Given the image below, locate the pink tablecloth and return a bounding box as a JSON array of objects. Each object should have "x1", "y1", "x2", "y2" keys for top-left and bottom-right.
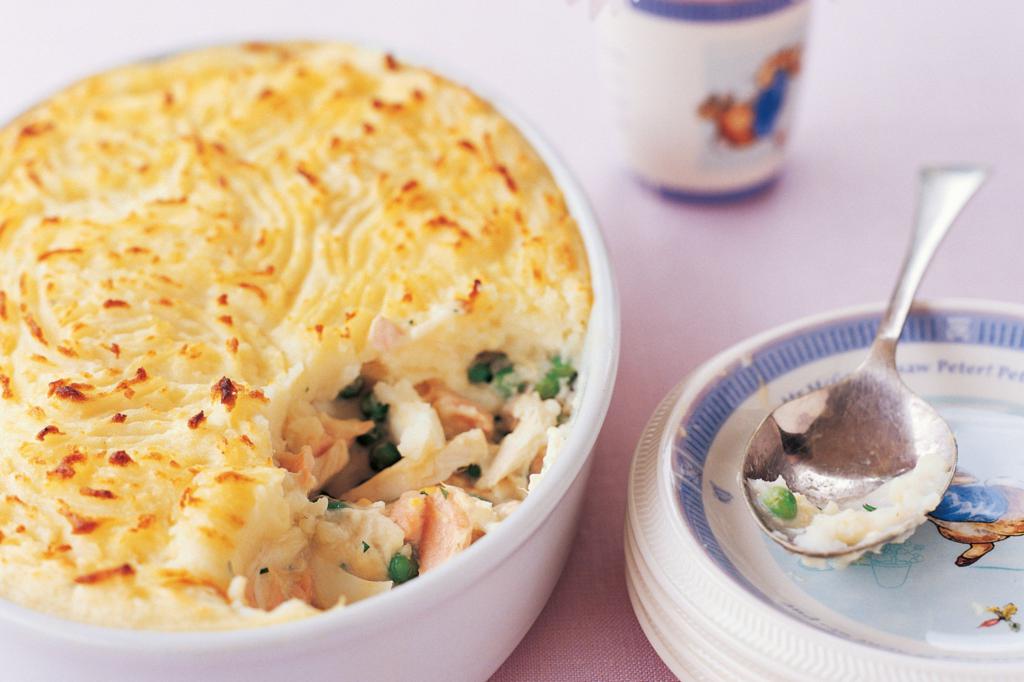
[{"x1": 5, "y1": 1, "x2": 1024, "y2": 680}]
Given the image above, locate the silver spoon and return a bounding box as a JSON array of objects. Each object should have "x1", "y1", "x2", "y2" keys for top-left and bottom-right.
[{"x1": 742, "y1": 166, "x2": 987, "y2": 559}]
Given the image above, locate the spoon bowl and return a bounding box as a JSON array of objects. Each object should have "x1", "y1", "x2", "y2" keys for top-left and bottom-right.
[
  {"x1": 742, "y1": 166, "x2": 987, "y2": 559},
  {"x1": 742, "y1": 349, "x2": 958, "y2": 556}
]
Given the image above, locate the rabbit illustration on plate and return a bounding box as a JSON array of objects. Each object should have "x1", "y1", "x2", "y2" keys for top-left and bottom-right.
[{"x1": 929, "y1": 470, "x2": 1024, "y2": 566}]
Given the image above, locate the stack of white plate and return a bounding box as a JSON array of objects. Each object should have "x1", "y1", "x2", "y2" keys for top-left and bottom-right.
[{"x1": 625, "y1": 300, "x2": 1024, "y2": 681}]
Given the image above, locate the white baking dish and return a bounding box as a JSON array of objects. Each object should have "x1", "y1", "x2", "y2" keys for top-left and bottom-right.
[{"x1": 0, "y1": 45, "x2": 620, "y2": 682}]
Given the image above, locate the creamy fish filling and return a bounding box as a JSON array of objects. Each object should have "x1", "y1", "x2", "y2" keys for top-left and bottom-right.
[{"x1": 237, "y1": 349, "x2": 577, "y2": 612}]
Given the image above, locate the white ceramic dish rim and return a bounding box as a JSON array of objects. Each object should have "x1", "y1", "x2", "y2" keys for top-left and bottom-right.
[
  {"x1": 649, "y1": 298, "x2": 1024, "y2": 672},
  {"x1": 0, "y1": 40, "x2": 621, "y2": 652}
]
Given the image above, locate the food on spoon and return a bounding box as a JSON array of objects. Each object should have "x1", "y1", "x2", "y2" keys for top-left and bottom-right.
[{"x1": 746, "y1": 447, "x2": 949, "y2": 565}]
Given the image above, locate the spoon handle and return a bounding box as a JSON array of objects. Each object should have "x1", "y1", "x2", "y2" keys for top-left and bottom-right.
[{"x1": 871, "y1": 166, "x2": 988, "y2": 362}]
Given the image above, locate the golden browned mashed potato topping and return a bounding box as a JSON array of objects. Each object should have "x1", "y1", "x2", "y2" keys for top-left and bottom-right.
[{"x1": 0, "y1": 42, "x2": 591, "y2": 629}]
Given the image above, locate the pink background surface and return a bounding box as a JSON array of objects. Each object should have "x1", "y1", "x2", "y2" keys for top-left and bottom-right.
[{"x1": 5, "y1": 1, "x2": 1024, "y2": 679}]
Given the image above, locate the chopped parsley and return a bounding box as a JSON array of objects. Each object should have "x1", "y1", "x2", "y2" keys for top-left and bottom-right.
[
  {"x1": 259, "y1": 567, "x2": 269, "y2": 575},
  {"x1": 362, "y1": 541, "x2": 370, "y2": 553},
  {"x1": 387, "y1": 553, "x2": 419, "y2": 584},
  {"x1": 863, "y1": 504, "x2": 877, "y2": 512},
  {"x1": 338, "y1": 376, "x2": 365, "y2": 399},
  {"x1": 439, "y1": 483, "x2": 449, "y2": 499},
  {"x1": 461, "y1": 464, "x2": 482, "y2": 479}
]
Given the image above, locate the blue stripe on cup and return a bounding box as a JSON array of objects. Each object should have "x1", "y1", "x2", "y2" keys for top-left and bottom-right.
[{"x1": 630, "y1": 0, "x2": 802, "y2": 22}]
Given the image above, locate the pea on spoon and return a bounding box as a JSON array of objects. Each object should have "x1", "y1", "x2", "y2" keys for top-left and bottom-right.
[{"x1": 742, "y1": 166, "x2": 987, "y2": 562}]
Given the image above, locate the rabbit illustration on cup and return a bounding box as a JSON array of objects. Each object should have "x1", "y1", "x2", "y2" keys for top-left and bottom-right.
[{"x1": 697, "y1": 46, "x2": 802, "y2": 148}]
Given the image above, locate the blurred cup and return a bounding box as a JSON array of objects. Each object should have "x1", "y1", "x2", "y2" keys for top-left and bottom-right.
[{"x1": 596, "y1": 0, "x2": 811, "y2": 202}]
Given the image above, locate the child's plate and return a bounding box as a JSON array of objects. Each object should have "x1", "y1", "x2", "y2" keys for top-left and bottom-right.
[{"x1": 627, "y1": 299, "x2": 1024, "y2": 681}]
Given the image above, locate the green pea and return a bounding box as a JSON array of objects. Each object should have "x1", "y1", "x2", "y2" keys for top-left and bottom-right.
[
  {"x1": 760, "y1": 486, "x2": 797, "y2": 520},
  {"x1": 369, "y1": 442, "x2": 402, "y2": 471},
  {"x1": 360, "y1": 394, "x2": 389, "y2": 422},
  {"x1": 536, "y1": 375, "x2": 560, "y2": 400},
  {"x1": 338, "y1": 376, "x2": 365, "y2": 399},
  {"x1": 467, "y1": 362, "x2": 493, "y2": 384},
  {"x1": 549, "y1": 356, "x2": 577, "y2": 379},
  {"x1": 388, "y1": 553, "x2": 419, "y2": 584},
  {"x1": 356, "y1": 423, "x2": 384, "y2": 447}
]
